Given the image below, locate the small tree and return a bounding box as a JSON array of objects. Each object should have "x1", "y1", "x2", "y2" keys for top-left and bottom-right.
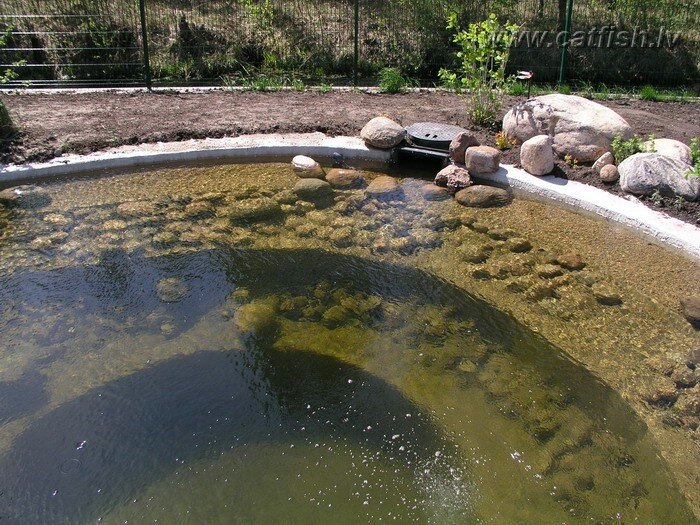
[{"x1": 439, "y1": 13, "x2": 520, "y2": 127}]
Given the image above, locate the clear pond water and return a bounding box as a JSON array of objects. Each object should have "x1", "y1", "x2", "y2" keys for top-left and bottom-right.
[{"x1": 0, "y1": 163, "x2": 696, "y2": 524}]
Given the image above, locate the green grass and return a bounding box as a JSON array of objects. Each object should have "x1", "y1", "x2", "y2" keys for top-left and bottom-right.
[{"x1": 639, "y1": 85, "x2": 661, "y2": 101}]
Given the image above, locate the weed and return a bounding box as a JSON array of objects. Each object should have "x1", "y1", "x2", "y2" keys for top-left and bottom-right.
[
  {"x1": 611, "y1": 134, "x2": 656, "y2": 163},
  {"x1": 649, "y1": 189, "x2": 663, "y2": 206},
  {"x1": 686, "y1": 137, "x2": 700, "y2": 178},
  {"x1": 557, "y1": 84, "x2": 571, "y2": 95},
  {"x1": 319, "y1": 83, "x2": 333, "y2": 93},
  {"x1": 672, "y1": 196, "x2": 686, "y2": 211},
  {"x1": 495, "y1": 131, "x2": 515, "y2": 150},
  {"x1": 563, "y1": 153, "x2": 578, "y2": 168},
  {"x1": 378, "y1": 67, "x2": 414, "y2": 93},
  {"x1": 639, "y1": 85, "x2": 660, "y2": 101}
]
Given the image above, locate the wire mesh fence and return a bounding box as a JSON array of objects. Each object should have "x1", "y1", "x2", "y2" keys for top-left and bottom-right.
[{"x1": 0, "y1": 0, "x2": 698, "y2": 88}]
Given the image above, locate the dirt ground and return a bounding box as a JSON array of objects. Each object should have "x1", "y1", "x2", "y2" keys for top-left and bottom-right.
[{"x1": 1, "y1": 89, "x2": 699, "y2": 223}]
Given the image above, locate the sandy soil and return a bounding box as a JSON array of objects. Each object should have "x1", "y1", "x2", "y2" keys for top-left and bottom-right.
[{"x1": 1, "y1": 89, "x2": 699, "y2": 223}]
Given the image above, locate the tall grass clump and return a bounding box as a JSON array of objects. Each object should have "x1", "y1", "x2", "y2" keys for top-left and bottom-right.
[{"x1": 439, "y1": 14, "x2": 519, "y2": 128}]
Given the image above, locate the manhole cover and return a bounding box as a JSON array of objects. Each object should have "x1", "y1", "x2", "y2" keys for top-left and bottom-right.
[{"x1": 405, "y1": 122, "x2": 467, "y2": 150}]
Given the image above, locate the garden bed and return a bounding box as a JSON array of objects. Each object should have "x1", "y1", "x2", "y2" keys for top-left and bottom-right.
[{"x1": 1, "y1": 89, "x2": 698, "y2": 223}]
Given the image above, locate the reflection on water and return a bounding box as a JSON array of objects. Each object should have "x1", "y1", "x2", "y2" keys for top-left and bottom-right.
[{"x1": 0, "y1": 248, "x2": 694, "y2": 524}]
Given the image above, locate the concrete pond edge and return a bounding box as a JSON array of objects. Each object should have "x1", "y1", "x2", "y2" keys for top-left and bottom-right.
[{"x1": 1, "y1": 132, "x2": 698, "y2": 260}]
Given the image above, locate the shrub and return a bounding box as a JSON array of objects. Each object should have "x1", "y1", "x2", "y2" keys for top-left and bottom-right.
[
  {"x1": 611, "y1": 134, "x2": 655, "y2": 163},
  {"x1": 0, "y1": 99, "x2": 15, "y2": 139},
  {"x1": 439, "y1": 13, "x2": 520, "y2": 128},
  {"x1": 378, "y1": 67, "x2": 414, "y2": 93}
]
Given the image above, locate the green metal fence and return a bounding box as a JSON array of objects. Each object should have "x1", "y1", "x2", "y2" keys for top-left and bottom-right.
[{"x1": 0, "y1": 0, "x2": 698, "y2": 88}]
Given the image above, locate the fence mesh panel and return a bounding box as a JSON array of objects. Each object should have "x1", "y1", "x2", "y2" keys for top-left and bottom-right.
[{"x1": 0, "y1": 0, "x2": 698, "y2": 88}]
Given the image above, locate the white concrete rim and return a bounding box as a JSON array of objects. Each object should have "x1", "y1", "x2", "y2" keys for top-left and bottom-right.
[{"x1": 1, "y1": 132, "x2": 698, "y2": 260}]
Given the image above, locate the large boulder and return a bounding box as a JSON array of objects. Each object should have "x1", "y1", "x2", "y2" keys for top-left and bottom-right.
[
  {"x1": 455, "y1": 185, "x2": 511, "y2": 208},
  {"x1": 643, "y1": 138, "x2": 693, "y2": 165},
  {"x1": 434, "y1": 164, "x2": 472, "y2": 193},
  {"x1": 448, "y1": 132, "x2": 480, "y2": 163},
  {"x1": 619, "y1": 153, "x2": 700, "y2": 201},
  {"x1": 465, "y1": 146, "x2": 501, "y2": 175},
  {"x1": 502, "y1": 94, "x2": 632, "y2": 162},
  {"x1": 360, "y1": 117, "x2": 406, "y2": 149},
  {"x1": 520, "y1": 135, "x2": 554, "y2": 176}
]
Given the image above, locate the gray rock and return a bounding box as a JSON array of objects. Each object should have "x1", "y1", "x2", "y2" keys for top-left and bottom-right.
[
  {"x1": 599, "y1": 164, "x2": 619, "y2": 183},
  {"x1": 434, "y1": 164, "x2": 472, "y2": 193},
  {"x1": 502, "y1": 94, "x2": 632, "y2": 162},
  {"x1": 455, "y1": 185, "x2": 511, "y2": 208},
  {"x1": 520, "y1": 135, "x2": 554, "y2": 176},
  {"x1": 365, "y1": 176, "x2": 403, "y2": 198},
  {"x1": 156, "y1": 277, "x2": 189, "y2": 303},
  {"x1": 293, "y1": 178, "x2": 334, "y2": 202},
  {"x1": 360, "y1": 117, "x2": 406, "y2": 149},
  {"x1": 325, "y1": 168, "x2": 365, "y2": 189},
  {"x1": 643, "y1": 138, "x2": 693, "y2": 165},
  {"x1": 593, "y1": 151, "x2": 614, "y2": 173},
  {"x1": 292, "y1": 155, "x2": 325, "y2": 179},
  {"x1": 619, "y1": 153, "x2": 699, "y2": 201},
  {"x1": 465, "y1": 146, "x2": 501, "y2": 175},
  {"x1": 229, "y1": 197, "x2": 283, "y2": 223},
  {"x1": 449, "y1": 132, "x2": 480, "y2": 163},
  {"x1": 680, "y1": 296, "x2": 700, "y2": 328}
]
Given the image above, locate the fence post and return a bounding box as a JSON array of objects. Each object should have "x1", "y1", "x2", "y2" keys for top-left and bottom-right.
[
  {"x1": 557, "y1": 0, "x2": 573, "y2": 84},
  {"x1": 138, "y1": 0, "x2": 152, "y2": 91},
  {"x1": 353, "y1": 0, "x2": 359, "y2": 87}
]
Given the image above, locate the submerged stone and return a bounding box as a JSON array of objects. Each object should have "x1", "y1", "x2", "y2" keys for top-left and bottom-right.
[
  {"x1": 229, "y1": 197, "x2": 283, "y2": 223},
  {"x1": 156, "y1": 277, "x2": 189, "y2": 303}
]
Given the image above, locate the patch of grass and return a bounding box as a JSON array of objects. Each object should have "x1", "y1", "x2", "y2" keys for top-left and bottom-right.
[
  {"x1": 639, "y1": 85, "x2": 660, "y2": 101},
  {"x1": 504, "y1": 81, "x2": 527, "y2": 96},
  {"x1": 556, "y1": 84, "x2": 571, "y2": 95},
  {"x1": 378, "y1": 67, "x2": 414, "y2": 93},
  {"x1": 318, "y1": 83, "x2": 333, "y2": 93}
]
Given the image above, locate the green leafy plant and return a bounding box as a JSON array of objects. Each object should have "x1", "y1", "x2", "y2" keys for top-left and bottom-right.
[
  {"x1": 504, "y1": 81, "x2": 526, "y2": 96},
  {"x1": 556, "y1": 84, "x2": 571, "y2": 95},
  {"x1": 319, "y1": 83, "x2": 333, "y2": 93},
  {"x1": 673, "y1": 196, "x2": 686, "y2": 211},
  {"x1": 649, "y1": 189, "x2": 663, "y2": 206},
  {"x1": 378, "y1": 67, "x2": 415, "y2": 93},
  {"x1": 686, "y1": 137, "x2": 700, "y2": 178},
  {"x1": 439, "y1": 13, "x2": 520, "y2": 128},
  {"x1": 611, "y1": 134, "x2": 656, "y2": 163},
  {"x1": 639, "y1": 85, "x2": 660, "y2": 101},
  {"x1": 0, "y1": 25, "x2": 26, "y2": 85}
]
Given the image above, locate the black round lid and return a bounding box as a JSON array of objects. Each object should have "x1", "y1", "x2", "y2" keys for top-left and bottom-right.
[{"x1": 405, "y1": 122, "x2": 467, "y2": 150}]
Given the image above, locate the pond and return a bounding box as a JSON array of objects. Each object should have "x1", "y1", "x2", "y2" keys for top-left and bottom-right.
[{"x1": 0, "y1": 162, "x2": 697, "y2": 524}]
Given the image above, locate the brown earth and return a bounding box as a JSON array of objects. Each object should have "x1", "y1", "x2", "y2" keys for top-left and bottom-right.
[{"x1": 0, "y1": 89, "x2": 698, "y2": 223}]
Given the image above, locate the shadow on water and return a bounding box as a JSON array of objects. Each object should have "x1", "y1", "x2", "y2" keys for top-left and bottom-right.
[
  {"x1": 0, "y1": 348, "x2": 454, "y2": 524},
  {"x1": 0, "y1": 247, "x2": 690, "y2": 523}
]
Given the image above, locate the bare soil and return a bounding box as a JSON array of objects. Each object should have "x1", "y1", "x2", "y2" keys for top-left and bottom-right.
[{"x1": 1, "y1": 89, "x2": 698, "y2": 223}]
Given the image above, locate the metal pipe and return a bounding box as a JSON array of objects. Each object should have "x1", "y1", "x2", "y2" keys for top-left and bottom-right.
[
  {"x1": 138, "y1": 0, "x2": 152, "y2": 91},
  {"x1": 558, "y1": 0, "x2": 573, "y2": 85},
  {"x1": 353, "y1": 0, "x2": 360, "y2": 88}
]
